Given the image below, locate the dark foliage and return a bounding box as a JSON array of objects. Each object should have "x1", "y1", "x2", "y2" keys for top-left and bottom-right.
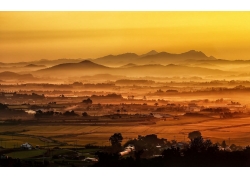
[
  {"x1": 109, "y1": 133, "x2": 123, "y2": 147},
  {"x1": 63, "y1": 110, "x2": 79, "y2": 117},
  {"x1": 0, "y1": 103, "x2": 8, "y2": 110},
  {"x1": 188, "y1": 131, "x2": 201, "y2": 140},
  {"x1": 82, "y1": 98, "x2": 93, "y2": 104},
  {"x1": 82, "y1": 112, "x2": 89, "y2": 116}
]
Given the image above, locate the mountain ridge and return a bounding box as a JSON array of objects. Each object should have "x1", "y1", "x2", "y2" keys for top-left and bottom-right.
[{"x1": 33, "y1": 59, "x2": 232, "y2": 78}]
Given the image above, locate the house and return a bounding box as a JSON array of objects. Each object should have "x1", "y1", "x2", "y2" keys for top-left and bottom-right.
[{"x1": 20, "y1": 142, "x2": 33, "y2": 150}]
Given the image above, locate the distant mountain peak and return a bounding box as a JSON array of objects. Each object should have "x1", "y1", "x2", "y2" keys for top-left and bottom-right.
[
  {"x1": 140, "y1": 50, "x2": 158, "y2": 58},
  {"x1": 148, "y1": 50, "x2": 158, "y2": 54},
  {"x1": 185, "y1": 50, "x2": 203, "y2": 54},
  {"x1": 121, "y1": 63, "x2": 137, "y2": 68},
  {"x1": 79, "y1": 60, "x2": 94, "y2": 64},
  {"x1": 181, "y1": 50, "x2": 208, "y2": 58}
]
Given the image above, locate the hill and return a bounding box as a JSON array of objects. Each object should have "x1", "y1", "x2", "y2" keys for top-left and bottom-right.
[
  {"x1": 33, "y1": 60, "x2": 232, "y2": 78},
  {"x1": 92, "y1": 50, "x2": 216, "y2": 66},
  {"x1": 0, "y1": 71, "x2": 36, "y2": 81},
  {"x1": 120, "y1": 63, "x2": 138, "y2": 68},
  {"x1": 34, "y1": 60, "x2": 111, "y2": 77},
  {"x1": 94, "y1": 53, "x2": 138, "y2": 67},
  {"x1": 24, "y1": 64, "x2": 46, "y2": 68}
]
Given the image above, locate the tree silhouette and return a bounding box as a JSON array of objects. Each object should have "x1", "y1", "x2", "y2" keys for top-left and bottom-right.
[
  {"x1": 109, "y1": 133, "x2": 123, "y2": 147},
  {"x1": 0, "y1": 103, "x2": 8, "y2": 110},
  {"x1": 63, "y1": 110, "x2": 78, "y2": 116},
  {"x1": 189, "y1": 136, "x2": 214, "y2": 153},
  {"x1": 82, "y1": 112, "x2": 88, "y2": 116},
  {"x1": 82, "y1": 98, "x2": 93, "y2": 104},
  {"x1": 188, "y1": 131, "x2": 201, "y2": 140},
  {"x1": 221, "y1": 140, "x2": 227, "y2": 149}
]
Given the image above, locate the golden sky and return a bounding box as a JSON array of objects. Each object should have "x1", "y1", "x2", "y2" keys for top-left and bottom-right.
[{"x1": 1, "y1": 12, "x2": 250, "y2": 62}]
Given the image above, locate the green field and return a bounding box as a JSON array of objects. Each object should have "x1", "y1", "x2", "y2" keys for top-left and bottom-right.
[
  {"x1": 5, "y1": 149, "x2": 46, "y2": 159},
  {"x1": 0, "y1": 134, "x2": 62, "y2": 149}
]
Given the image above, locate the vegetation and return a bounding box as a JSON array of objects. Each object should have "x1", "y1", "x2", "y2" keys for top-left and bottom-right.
[
  {"x1": 82, "y1": 98, "x2": 92, "y2": 104},
  {"x1": 188, "y1": 131, "x2": 201, "y2": 140}
]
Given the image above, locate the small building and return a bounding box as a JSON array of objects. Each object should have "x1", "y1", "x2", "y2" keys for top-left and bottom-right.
[{"x1": 20, "y1": 142, "x2": 33, "y2": 150}]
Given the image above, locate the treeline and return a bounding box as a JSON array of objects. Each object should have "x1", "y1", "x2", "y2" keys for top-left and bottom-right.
[
  {"x1": 94, "y1": 133, "x2": 250, "y2": 167},
  {"x1": 34, "y1": 110, "x2": 89, "y2": 118}
]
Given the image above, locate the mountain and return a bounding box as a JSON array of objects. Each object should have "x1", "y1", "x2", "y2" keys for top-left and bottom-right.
[
  {"x1": 118, "y1": 63, "x2": 229, "y2": 77},
  {"x1": 94, "y1": 53, "x2": 138, "y2": 67},
  {"x1": 33, "y1": 60, "x2": 232, "y2": 78},
  {"x1": 120, "y1": 63, "x2": 138, "y2": 68},
  {"x1": 24, "y1": 64, "x2": 46, "y2": 68},
  {"x1": 33, "y1": 59, "x2": 84, "y2": 66},
  {"x1": 4, "y1": 49, "x2": 250, "y2": 70},
  {"x1": 92, "y1": 50, "x2": 216, "y2": 66},
  {"x1": 0, "y1": 59, "x2": 85, "y2": 67},
  {"x1": 34, "y1": 60, "x2": 111, "y2": 77},
  {"x1": 136, "y1": 50, "x2": 216, "y2": 65},
  {"x1": 139, "y1": 50, "x2": 158, "y2": 58},
  {"x1": 0, "y1": 71, "x2": 36, "y2": 81}
]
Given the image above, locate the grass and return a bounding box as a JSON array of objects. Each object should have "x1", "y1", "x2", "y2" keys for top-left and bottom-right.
[
  {"x1": 0, "y1": 134, "x2": 61, "y2": 149},
  {"x1": 5, "y1": 149, "x2": 46, "y2": 159}
]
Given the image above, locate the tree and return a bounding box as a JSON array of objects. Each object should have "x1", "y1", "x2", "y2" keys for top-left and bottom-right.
[
  {"x1": 82, "y1": 112, "x2": 88, "y2": 117},
  {"x1": 189, "y1": 136, "x2": 215, "y2": 153},
  {"x1": 188, "y1": 131, "x2": 201, "y2": 140},
  {"x1": 221, "y1": 140, "x2": 227, "y2": 149},
  {"x1": 0, "y1": 103, "x2": 8, "y2": 110},
  {"x1": 230, "y1": 144, "x2": 237, "y2": 151},
  {"x1": 109, "y1": 133, "x2": 123, "y2": 147},
  {"x1": 63, "y1": 110, "x2": 78, "y2": 117},
  {"x1": 82, "y1": 98, "x2": 93, "y2": 104}
]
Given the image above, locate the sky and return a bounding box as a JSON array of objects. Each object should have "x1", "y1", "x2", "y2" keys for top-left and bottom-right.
[{"x1": 1, "y1": 11, "x2": 250, "y2": 62}]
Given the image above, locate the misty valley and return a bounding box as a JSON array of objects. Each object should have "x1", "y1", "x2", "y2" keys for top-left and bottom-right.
[{"x1": 1, "y1": 50, "x2": 250, "y2": 166}]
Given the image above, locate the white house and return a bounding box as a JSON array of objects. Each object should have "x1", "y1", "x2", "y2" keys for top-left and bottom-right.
[{"x1": 20, "y1": 142, "x2": 33, "y2": 150}]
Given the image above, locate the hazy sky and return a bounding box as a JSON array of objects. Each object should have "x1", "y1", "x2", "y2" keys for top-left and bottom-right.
[{"x1": 1, "y1": 12, "x2": 250, "y2": 62}]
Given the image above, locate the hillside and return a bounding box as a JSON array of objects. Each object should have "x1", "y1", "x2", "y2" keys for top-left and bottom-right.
[
  {"x1": 34, "y1": 60, "x2": 111, "y2": 77},
  {"x1": 33, "y1": 60, "x2": 231, "y2": 78},
  {"x1": 0, "y1": 71, "x2": 36, "y2": 81}
]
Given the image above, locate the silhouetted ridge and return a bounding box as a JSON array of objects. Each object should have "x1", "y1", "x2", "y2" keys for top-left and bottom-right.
[
  {"x1": 121, "y1": 63, "x2": 137, "y2": 68},
  {"x1": 25, "y1": 64, "x2": 46, "y2": 68},
  {"x1": 79, "y1": 60, "x2": 95, "y2": 64},
  {"x1": 140, "y1": 50, "x2": 158, "y2": 57},
  {"x1": 0, "y1": 71, "x2": 35, "y2": 80}
]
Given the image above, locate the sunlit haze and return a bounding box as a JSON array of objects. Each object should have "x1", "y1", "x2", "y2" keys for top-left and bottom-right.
[{"x1": 1, "y1": 11, "x2": 250, "y2": 62}]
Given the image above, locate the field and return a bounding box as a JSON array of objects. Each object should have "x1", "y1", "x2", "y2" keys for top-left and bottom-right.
[
  {"x1": 1, "y1": 115, "x2": 250, "y2": 147},
  {"x1": 5, "y1": 149, "x2": 46, "y2": 159}
]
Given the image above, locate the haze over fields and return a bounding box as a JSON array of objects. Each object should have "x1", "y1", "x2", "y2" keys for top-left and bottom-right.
[{"x1": 2, "y1": 12, "x2": 250, "y2": 166}]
